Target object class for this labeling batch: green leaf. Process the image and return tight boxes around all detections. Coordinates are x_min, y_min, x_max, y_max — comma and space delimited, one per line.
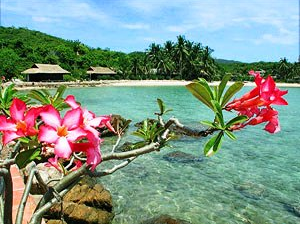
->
225, 130, 236, 140
221, 81, 244, 107
213, 132, 224, 152
186, 82, 214, 110
15, 148, 41, 169
226, 115, 248, 128
164, 109, 173, 114
204, 132, 224, 157
201, 120, 218, 128
28, 90, 51, 105
197, 78, 215, 100
211, 100, 225, 127
54, 85, 67, 101
218, 74, 231, 102
157, 98, 165, 115
204, 134, 218, 156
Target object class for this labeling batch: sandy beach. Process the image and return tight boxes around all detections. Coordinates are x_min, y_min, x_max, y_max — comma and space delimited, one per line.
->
4, 79, 300, 90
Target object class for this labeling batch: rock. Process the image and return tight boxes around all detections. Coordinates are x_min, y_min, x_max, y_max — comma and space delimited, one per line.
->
142, 214, 188, 224
282, 202, 300, 217
23, 163, 63, 195
100, 114, 131, 137
44, 176, 114, 224
234, 182, 266, 200
163, 151, 204, 163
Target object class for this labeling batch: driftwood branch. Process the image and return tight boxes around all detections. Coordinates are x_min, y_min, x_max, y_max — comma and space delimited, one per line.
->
167, 118, 215, 137
102, 142, 160, 161
89, 157, 137, 177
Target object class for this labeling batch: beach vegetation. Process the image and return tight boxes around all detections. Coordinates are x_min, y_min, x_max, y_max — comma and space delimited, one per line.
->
0, 27, 298, 83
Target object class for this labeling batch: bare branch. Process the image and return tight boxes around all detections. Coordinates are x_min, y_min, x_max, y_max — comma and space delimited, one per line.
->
102, 142, 160, 161
64, 156, 75, 170
73, 152, 87, 161
35, 163, 89, 222
158, 115, 165, 126
34, 169, 49, 193
0, 168, 13, 224
29, 181, 78, 224
89, 157, 137, 177
167, 118, 215, 137
111, 134, 122, 153
16, 167, 36, 224
0, 158, 15, 168
8, 141, 20, 159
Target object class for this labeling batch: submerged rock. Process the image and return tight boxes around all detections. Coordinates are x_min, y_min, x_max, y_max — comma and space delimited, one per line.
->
282, 202, 300, 217
44, 176, 114, 224
234, 182, 266, 200
142, 214, 188, 224
100, 114, 131, 137
163, 151, 204, 163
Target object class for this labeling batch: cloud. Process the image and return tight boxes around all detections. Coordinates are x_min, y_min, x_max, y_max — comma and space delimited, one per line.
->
255, 29, 298, 45
122, 23, 150, 30
2, 0, 111, 24
32, 16, 60, 23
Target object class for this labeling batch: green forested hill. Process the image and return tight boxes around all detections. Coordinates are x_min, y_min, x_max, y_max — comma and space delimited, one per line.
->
0, 26, 299, 82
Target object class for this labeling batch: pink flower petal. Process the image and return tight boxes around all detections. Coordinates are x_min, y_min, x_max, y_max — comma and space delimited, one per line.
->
46, 156, 62, 172
38, 125, 59, 143
0, 116, 16, 131
62, 108, 83, 130
40, 105, 61, 128
24, 107, 43, 128
10, 98, 26, 122
55, 136, 73, 159
264, 120, 280, 133
65, 95, 80, 109
3, 131, 21, 145
67, 127, 87, 142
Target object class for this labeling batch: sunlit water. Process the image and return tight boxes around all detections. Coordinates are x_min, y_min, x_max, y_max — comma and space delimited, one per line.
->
66, 86, 300, 224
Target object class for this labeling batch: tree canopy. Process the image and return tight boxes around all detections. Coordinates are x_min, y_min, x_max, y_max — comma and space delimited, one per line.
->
0, 26, 298, 82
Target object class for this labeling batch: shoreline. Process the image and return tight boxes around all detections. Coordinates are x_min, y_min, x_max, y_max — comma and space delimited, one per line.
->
3, 79, 300, 90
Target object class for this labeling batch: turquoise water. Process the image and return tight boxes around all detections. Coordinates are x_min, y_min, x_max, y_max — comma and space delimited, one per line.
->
66, 86, 300, 224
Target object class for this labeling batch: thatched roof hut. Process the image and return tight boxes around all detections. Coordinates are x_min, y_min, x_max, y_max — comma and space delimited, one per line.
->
86, 66, 116, 80
21, 64, 70, 82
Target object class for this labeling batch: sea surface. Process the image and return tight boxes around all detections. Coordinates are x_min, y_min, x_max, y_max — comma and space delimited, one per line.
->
66, 85, 300, 224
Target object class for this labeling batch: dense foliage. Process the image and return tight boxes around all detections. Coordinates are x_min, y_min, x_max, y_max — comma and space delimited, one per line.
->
0, 26, 299, 82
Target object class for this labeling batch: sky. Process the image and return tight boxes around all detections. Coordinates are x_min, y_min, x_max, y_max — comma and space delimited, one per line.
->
1, 0, 299, 62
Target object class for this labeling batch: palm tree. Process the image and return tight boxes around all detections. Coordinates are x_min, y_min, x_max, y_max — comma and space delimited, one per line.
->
174, 35, 189, 79
199, 46, 217, 81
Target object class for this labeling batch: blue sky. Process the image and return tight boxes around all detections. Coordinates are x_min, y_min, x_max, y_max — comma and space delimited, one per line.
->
1, 0, 299, 62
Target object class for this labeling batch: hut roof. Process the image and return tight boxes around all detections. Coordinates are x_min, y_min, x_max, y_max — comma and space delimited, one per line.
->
21, 64, 70, 74
86, 66, 116, 75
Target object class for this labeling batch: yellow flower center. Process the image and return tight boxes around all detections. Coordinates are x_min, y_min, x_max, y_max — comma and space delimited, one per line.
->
57, 126, 68, 137
16, 120, 27, 132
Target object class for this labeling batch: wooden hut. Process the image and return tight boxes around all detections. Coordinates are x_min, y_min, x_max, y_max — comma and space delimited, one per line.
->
21, 64, 70, 82
86, 66, 116, 80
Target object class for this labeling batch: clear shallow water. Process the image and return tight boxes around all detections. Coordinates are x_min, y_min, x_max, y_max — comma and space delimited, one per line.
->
66, 86, 300, 224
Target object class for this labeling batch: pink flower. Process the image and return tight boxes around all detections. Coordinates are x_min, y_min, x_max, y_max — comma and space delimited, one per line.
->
246, 107, 280, 133
226, 72, 288, 111
38, 105, 87, 159
65, 95, 116, 134
0, 98, 41, 144
72, 134, 104, 171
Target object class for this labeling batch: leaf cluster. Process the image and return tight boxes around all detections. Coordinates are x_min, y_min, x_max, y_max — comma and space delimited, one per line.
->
186, 74, 248, 156
28, 85, 69, 110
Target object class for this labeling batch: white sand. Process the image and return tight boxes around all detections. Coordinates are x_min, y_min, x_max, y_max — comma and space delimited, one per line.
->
4, 79, 300, 90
